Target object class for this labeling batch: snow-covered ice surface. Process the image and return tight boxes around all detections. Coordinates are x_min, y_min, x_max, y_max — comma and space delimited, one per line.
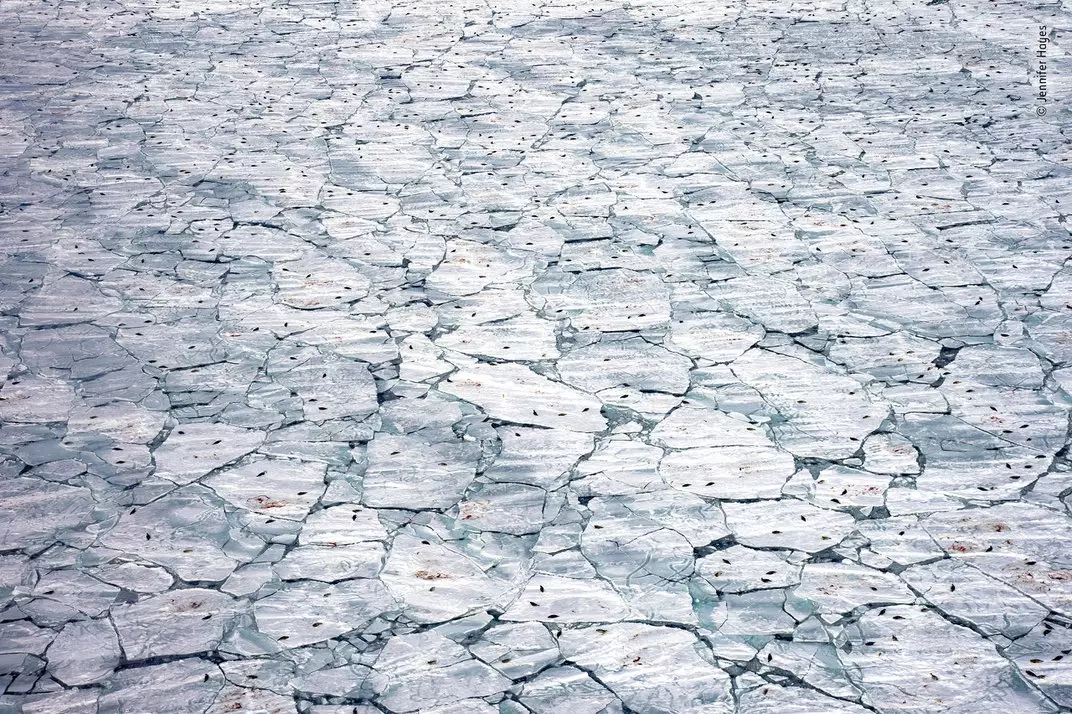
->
0, 0, 1070, 711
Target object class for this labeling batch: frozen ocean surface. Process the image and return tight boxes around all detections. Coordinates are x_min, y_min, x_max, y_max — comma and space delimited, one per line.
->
0, 0, 1070, 711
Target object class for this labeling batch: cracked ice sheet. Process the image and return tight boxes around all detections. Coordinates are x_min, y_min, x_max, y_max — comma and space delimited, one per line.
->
1, 0, 1070, 711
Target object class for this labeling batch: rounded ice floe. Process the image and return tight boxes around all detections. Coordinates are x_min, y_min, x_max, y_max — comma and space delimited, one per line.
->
298, 505, 387, 545
519, 666, 619, 714
753, 641, 861, 700
151, 422, 264, 485
923, 502, 1072, 615
533, 268, 671, 332
361, 432, 478, 509
842, 605, 1055, 713
789, 561, 914, 616
25, 570, 120, 626
557, 623, 734, 713
89, 562, 174, 594
380, 533, 517, 623
439, 362, 607, 432
902, 559, 1048, 638
581, 502, 698, 623
899, 412, 1052, 500
730, 348, 890, 460
590, 490, 730, 546
204, 457, 327, 520
847, 274, 1001, 340
113, 588, 242, 660
273, 542, 386, 582
856, 515, 944, 567
454, 481, 562, 535
723, 499, 857, 553
572, 436, 664, 496
115, 319, 224, 370
435, 313, 560, 361
253, 579, 396, 648
650, 405, 771, 449
706, 275, 817, 334
268, 351, 379, 422
426, 239, 531, 297
385, 302, 439, 332
100, 487, 256, 582
940, 344, 1046, 389
470, 622, 559, 680
1005, 621, 1072, 707
66, 402, 166, 444
0, 478, 94, 552
271, 252, 372, 309
484, 426, 594, 489
861, 432, 920, 474
289, 663, 370, 699
826, 331, 941, 384
19, 274, 122, 327
695, 545, 801, 593
219, 225, 307, 262
736, 682, 871, 713
0, 377, 76, 424
435, 288, 534, 327
557, 337, 691, 396
207, 685, 299, 714
501, 574, 631, 623
660, 445, 795, 500
783, 465, 892, 510
45, 619, 121, 686
370, 631, 511, 712
98, 658, 225, 714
